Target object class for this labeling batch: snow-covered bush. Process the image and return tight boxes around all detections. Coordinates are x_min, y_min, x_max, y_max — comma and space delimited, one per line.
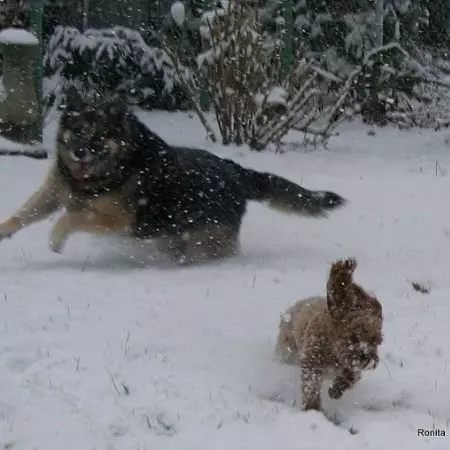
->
257, 0, 448, 127
163, 0, 348, 150
422, 0, 450, 48
43, 26, 194, 112
352, 45, 421, 125
342, 42, 450, 128
260, 0, 430, 75
196, 1, 268, 145
172, 0, 346, 148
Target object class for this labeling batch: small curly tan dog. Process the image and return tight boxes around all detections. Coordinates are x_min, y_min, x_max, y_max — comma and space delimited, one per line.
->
275, 258, 383, 411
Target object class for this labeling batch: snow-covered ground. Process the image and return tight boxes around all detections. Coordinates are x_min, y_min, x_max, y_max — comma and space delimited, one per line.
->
1, 113, 450, 449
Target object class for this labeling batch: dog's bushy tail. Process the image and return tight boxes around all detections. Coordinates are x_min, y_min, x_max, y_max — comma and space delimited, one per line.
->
229, 161, 346, 217
327, 258, 357, 298
326, 258, 383, 320
326, 258, 357, 319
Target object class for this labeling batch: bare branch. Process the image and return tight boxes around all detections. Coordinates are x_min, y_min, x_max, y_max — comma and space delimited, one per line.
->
163, 45, 218, 143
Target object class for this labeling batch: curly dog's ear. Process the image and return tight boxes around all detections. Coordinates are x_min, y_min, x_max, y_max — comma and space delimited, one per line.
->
326, 258, 357, 319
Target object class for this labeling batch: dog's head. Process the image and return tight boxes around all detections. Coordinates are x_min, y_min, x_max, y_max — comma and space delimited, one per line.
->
334, 313, 383, 372
327, 258, 383, 372
56, 88, 131, 181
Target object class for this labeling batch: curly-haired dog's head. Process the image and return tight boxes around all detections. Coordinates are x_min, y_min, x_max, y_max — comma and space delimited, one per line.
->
332, 312, 382, 373
275, 257, 383, 412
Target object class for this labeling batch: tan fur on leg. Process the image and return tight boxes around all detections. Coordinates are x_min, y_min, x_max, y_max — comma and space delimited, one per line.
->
49, 210, 133, 253
301, 363, 325, 411
274, 313, 300, 365
0, 165, 61, 241
300, 340, 326, 411
183, 226, 239, 262
156, 226, 240, 264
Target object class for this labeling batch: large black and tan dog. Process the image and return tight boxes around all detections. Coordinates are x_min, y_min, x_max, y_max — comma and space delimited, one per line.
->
0, 90, 346, 263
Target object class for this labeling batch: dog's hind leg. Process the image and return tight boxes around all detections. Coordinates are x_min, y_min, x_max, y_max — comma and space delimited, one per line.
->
274, 315, 300, 365
155, 226, 240, 265
183, 226, 240, 264
154, 236, 188, 264
0, 165, 62, 242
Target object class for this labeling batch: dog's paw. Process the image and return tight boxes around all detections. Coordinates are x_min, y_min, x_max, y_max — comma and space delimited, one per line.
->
328, 384, 344, 399
49, 220, 69, 254
0, 219, 19, 242
49, 232, 68, 253
49, 237, 66, 254
301, 399, 322, 412
0, 230, 13, 242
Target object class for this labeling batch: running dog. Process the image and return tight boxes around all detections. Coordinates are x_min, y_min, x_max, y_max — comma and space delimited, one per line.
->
275, 258, 383, 411
0, 89, 346, 263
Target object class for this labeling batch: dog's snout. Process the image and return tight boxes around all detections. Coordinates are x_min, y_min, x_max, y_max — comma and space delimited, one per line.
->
72, 148, 90, 161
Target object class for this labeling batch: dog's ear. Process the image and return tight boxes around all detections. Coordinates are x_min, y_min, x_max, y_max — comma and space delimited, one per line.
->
326, 258, 357, 320
64, 86, 84, 112
108, 95, 129, 124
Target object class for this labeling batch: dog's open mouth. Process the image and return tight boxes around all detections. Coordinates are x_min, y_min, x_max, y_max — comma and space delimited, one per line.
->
71, 162, 90, 180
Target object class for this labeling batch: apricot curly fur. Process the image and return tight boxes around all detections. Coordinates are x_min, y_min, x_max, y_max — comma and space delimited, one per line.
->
275, 257, 383, 411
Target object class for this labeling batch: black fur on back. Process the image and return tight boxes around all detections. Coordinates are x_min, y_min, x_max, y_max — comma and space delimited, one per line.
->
123, 115, 248, 238
122, 114, 345, 238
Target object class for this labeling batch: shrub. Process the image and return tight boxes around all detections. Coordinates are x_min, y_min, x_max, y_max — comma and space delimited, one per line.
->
43, 25, 194, 112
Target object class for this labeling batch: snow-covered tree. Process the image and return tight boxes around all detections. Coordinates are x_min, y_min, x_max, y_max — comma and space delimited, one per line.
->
260, 0, 431, 76
422, 0, 450, 47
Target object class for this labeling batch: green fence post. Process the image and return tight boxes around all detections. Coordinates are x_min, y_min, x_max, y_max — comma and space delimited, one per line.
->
199, 0, 216, 112
29, 0, 44, 144
282, 0, 293, 74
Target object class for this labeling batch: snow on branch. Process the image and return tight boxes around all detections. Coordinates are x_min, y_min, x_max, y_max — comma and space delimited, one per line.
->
361, 42, 450, 88
167, 0, 350, 149
163, 45, 218, 142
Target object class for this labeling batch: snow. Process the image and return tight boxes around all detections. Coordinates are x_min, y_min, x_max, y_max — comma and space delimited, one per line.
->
0, 134, 48, 156
0, 135, 24, 151
266, 86, 287, 106
1, 111, 450, 448
0, 28, 38, 46
170, 1, 186, 27
198, 25, 209, 40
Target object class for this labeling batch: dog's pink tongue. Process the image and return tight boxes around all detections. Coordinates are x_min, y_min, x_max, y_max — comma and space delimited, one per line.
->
72, 163, 89, 180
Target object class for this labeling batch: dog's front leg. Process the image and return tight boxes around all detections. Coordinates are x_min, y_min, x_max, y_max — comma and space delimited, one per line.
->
300, 365, 325, 411
49, 210, 132, 253
300, 343, 325, 411
0, 166, 61, 242
328, 368, 361, 400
